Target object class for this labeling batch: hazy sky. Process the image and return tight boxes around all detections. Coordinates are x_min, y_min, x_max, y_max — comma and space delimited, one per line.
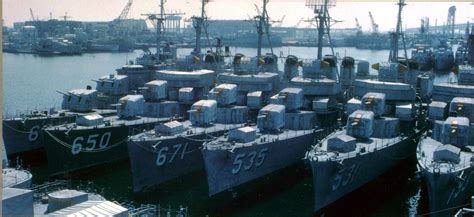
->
3, 0, 474, 31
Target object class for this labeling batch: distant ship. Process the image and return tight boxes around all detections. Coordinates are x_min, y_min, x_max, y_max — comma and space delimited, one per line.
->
411, 44, 433, 71
432, 40, 454, 71
34, 37, 82, 55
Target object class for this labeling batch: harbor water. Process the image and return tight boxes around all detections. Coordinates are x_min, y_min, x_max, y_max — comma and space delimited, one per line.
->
3, 47, 454, 216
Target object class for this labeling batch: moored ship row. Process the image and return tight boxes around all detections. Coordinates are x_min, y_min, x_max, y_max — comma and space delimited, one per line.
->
5, 0, 474, 215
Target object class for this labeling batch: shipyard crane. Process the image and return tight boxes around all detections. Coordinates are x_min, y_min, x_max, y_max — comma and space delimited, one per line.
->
368, 11, 379, 34
114, 0, 133, 35
275, 15, 285, 27
118, 0, 133, 21
29, 8, 36, 21
355, 17, 362, 35
295, 17, 305, 28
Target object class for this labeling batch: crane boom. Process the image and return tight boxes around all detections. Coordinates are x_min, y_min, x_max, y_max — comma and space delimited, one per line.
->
295, 17, 304, 28
355, 17, 362, 33
29, 8, 36, 21
369, 11, 379, 34
114, 0, 133, 35
118, 0, 133, 21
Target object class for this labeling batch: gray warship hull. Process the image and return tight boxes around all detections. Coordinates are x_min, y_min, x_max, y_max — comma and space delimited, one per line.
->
2, 115, 76, 156
203, 130, 316, 196
128, 125, 242, 193
3, 109, 117, 159
310, 131, 422, 212
421, 167, 474, 217
42, 118, 162, 176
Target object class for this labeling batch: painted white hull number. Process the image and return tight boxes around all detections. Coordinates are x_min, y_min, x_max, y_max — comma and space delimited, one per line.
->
71, 132, 112, 155
28, 126, 40, 142
332, 164, 360, 191
156, 143, 188, 167
232, 148, 269, 174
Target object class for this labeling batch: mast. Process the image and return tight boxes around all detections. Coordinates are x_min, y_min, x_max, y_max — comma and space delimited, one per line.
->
156, 0, 165, 55
256, 0, 272, 58
192, 0, 207, 55
142, 1, 184, 56
316, 2, 327, 60
256, 1, 265, 58
389, 0, 406, 63
306, 0, 333, 60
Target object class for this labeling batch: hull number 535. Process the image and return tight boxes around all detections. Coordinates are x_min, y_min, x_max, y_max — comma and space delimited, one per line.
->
232, 148, 269, 174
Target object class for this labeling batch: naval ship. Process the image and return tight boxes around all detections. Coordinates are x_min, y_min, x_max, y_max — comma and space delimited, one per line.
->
433, 39, 455, 71
2, 64, 147, 160
127, 5, 283, 190
201, 0, 352, 197
42, 51, 218, 176
307, 0, 428, 212
203, 87, 325, 196
2, 1, 178, 160
454, 25, 472, 66
34, 37, 82, 56
127, 53, 281, 192
128, 93, 247, 192
416, 32, 474, 217
42, 93, 169, 175
455, 42, 469, 66
173, 0, 231, 74
411, 44, 433, 71
115, 0, 178, 91
125, 0, 256, 192
2, 82, 119, 160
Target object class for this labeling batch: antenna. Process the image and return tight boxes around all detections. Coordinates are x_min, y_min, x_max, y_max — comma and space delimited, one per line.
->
29, 8, 37, 22
189, 0, 212, 55
255, 0, 271, 58
305, 0, 337, 60
142, 0, 184, 55
242, 0, 277, 59
388, 0, 406, 63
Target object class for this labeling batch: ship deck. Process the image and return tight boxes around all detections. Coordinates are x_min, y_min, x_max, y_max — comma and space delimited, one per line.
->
205, 126, 315, 150
309, 129, 405, 162
4, 109, 116, 121
45, 116, 165, 131
417, 137, 474, 173
130, 121, 246, 141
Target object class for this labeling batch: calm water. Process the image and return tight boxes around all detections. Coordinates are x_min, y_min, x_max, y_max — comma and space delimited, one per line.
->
3, 47, 453, 216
